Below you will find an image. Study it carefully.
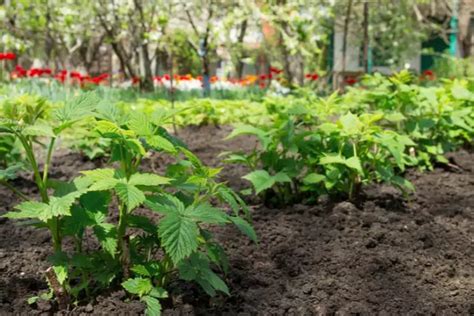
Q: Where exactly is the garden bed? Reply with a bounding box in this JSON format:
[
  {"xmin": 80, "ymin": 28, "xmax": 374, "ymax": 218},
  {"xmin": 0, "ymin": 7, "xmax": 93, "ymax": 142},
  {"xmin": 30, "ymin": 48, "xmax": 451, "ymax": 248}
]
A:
[{"xmin": 1, "ymin": 125, "xmax": 473, "ymax": 315}]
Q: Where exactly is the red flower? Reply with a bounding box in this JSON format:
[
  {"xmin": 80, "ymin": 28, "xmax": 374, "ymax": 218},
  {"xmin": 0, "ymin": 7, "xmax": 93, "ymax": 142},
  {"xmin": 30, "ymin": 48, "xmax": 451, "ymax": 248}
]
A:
[
  {"xmin": 270, "ymin": 67, "xmax": 283, "ymax": 74},
  {"xmin": 0, "ymin": 52, "xmax": 16, "ymax": 60},
  {"xmin": 259, "ymin": 82, "xmax": 266, "ymax": 89},
  {"xmin": 163, "ymin": 74, "xmax": 170, "ymax": 80},
  {"xmin": 345, "ymin": 76, "xmax": 357, "ymax": 85},
  {"xmin": 260, "ymin": 74, "xmax": 267, "ymax": 80},
  {"xmin": 311, "ymin": 74, "xmax": 319, "ymax": 81},
  {"xmin": 12, "ymin": 65, "xmax": 27, "ymax": 77},
  {"xmin": 423, "ymin": 70, "xmax": 433, "ymax": 76},
  {"xmin": 197, "ymin": 75, "xmax": 203, "ymax": 81},
  {"xmin": 70, "ymin": 71, "xmax": 82, "ymax": 79},
  {"xmin": 132, "ymin": 77, "xmax": 140, "ymax": 85},
  {"xmin": 421, "ymin": 69, "xmax": 436, "ymax": 81}
]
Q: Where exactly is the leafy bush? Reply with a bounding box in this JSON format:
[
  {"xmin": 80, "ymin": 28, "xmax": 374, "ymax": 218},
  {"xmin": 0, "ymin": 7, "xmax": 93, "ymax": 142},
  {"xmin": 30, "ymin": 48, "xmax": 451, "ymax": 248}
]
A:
[
  {"xmin": 1, "ymin": 96, "xmax": 256, "ymax": 314},
  {"xmin": 224, "ymin": 71, "xmax": 474, "ymax": 204}
]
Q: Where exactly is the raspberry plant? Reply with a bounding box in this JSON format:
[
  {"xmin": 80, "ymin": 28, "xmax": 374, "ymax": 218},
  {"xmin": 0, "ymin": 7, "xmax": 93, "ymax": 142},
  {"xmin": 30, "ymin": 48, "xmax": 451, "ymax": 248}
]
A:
[{"xmin": 2, "ymin": 100, "xmax": 256, "ymax": 315}]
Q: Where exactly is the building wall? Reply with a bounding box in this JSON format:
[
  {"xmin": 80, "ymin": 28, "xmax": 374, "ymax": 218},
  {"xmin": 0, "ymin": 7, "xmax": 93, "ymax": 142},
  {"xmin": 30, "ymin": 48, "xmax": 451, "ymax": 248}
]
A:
[{"xmin": 333, "ymin": 26, "xmax": 421, "ymax": 74}]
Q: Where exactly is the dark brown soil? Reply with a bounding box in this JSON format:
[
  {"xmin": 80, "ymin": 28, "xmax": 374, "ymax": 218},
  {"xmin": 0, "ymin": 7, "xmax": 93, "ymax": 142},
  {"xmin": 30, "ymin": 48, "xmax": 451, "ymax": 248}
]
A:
[{"xmin": 1, "ymin": 125, "xmax": 473, "ymax": 315}]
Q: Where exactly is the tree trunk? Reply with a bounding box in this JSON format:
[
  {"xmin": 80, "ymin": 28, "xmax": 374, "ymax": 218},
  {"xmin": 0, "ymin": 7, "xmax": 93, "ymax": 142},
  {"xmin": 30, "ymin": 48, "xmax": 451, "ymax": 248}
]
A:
[
  {"xmin": 342, "ymin": 0, "xmax": 353, "ymax": 72},
  {"xmin": 110, "ymin": 42, "xmax": 136, "ymax": 78},
  {"xmin": 362, "ymin": 1, "xmax": 370, "ymax": 73},
  {"xmin": 141, "ymin": 43, "xmax": 154, "ymax": 91},
  {"xmin": 236, "ymin": 20, "xmax": 248, "ymax": 79}
]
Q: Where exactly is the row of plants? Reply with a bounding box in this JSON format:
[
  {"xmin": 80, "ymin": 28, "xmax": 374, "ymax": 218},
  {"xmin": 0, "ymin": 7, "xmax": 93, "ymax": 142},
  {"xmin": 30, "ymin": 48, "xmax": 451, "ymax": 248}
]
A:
[
  {"xmin": 223, "ymin": 71, "xmax": 474, "ymax": 205},
  {"xmin": 0, "ymin": 71, "xmax": 473, "ymax": 313},
  {"xmin": 0, "ymin": 93, "xmax": 256, "ymax": 314}
]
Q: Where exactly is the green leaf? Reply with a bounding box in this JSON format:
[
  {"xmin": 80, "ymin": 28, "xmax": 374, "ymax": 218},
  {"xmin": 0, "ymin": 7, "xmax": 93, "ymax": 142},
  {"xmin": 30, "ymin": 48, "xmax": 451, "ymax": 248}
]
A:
[
  {"xmin": 0, "ymin": 163, "xmax": 23, "ymax": 181},
  {"xmin": 128, "ymin": 112, "xmax": 153, "ymax": 136},
  {"xmin": 81, "ymin": 168, "xmax": 115, "ymax": 181},
  {"xmin": 49, "ymin": 191, "xmax": 82, "ymax": 217},
  {"xmin": 115, "ymin": 183, "xmax": 146, "ymax": 211},
  {"xmin": 229, "ymin": 216, "xmax": 257, "ymax": 243},
  {"xmin": 129, "ymin": 173, "xmax": 171, "ymax": 186},
  {"xmin": 53, "ymin": 264, "xmax": 68, "ymax": 285},
  {"xmin": 226, "ymin": 125, "xmax": 270, "ymax": 149},
  {"xmin": 146, "ymin": 194, "xmax": 186, "ymax": 215},
  {"xmin": 391, "ymin": 176, "xmax": 415, "ymax": 192},
  {"xmin": 23, "ymin": 121, "xmax": 55, "ymax": 137},
  {"xmin": 158, "ymin": 213, "xmax": 199, "ymax": 264},
  {"xmin": 128, "ymin": 215, "xmax": 156, "ymax": 234},
  {"xmin": 149, "ymin": 287, "xmax": 168, "ymax": 299},
  {"xmin": 339, "ymin": 112, "xmax": 362, "ymax": 134},
  {"xmin": 122, "ymin": 277, "xmax": 153, "ymax": 296},
  {"xmin": 142, "ymin": 295, "xmax": 161, "ymax": 316},
  {"xmin": 89, "ymin": 178, "xmax": 119, "ymax": 191},
  {"xmin": 200, "ymin": 268, "xmax": 229, "ymax": 296},
  {"xmin": 178, "ymin": 253, "xmax": 229, "ymax": 296},
  {"xmin": 320, "ymin": 154, "xmax": 363, "ymax": 174},
  {"xmin": 4, "ymin": 201, "xmax": 50, "ymax": 221},
  {"xmin": 54, "ymin": 92, "xmax": 99, "ymax": 122},
  {"xmin": 187, "ymin": 203, "xmax": 229, "ymax": 224},
  {"xmin": 147, "ymin": 135, "xmax": 177, "ymax": 153},
  {"xmin": 242, "ymin": 170, "xmax": 274, "ymax": 195},
  {"xmin": 179, "ymin": 147, "xmax": 203, "ymax": 169},
  {"xmin": 451, "ymin": 82, "xmax": 474, "ymax": 100},
  {"xmin": 93, "ymin": 223, "xmax": 117, "ymax": 255},
  {"xmin": 345, "ymin": 156, "xmax": 363, "ymax": 174},
  {"xmin": 303, "ymin": 173, "xmax": 325, "ymax": 184},
  {"xmin": 273, "ymin": 172, "xmax": 292, "ymax": 183}
]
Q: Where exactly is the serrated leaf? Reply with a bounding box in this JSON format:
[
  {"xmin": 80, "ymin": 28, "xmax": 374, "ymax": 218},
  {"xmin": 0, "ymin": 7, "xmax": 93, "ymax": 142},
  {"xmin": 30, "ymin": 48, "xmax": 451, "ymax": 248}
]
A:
[
  {"xmin": 129, "ymin": 173, "xmax": 171, "ymax": 186},
  {"xmin": 339, "ymin": 112, "xmax": 362, "ymax": 134},
  {"xmin": 179, "ymin": 147, "xmax": 203, "ymax": 169},
  {"xmin": 273, "ymin": 172, "xmax": 292, "ymax": 183},
  {"xmin": 93, "ymin": 223, "xmax": 117, "ymax": 255},
  {"xmin": 187, "ymin": 203, "xmax": 229, "ymax": 224},
  {"xmin": 126, "ymin": 139, "xmax": 146, "ymax": 156},
  {"xmin": 115, "ymin": 183, "xmax": 145, "ymax": 211},
  {"xmin": 320, "ymin": 154, "xmax": 363, "ymax": 173},
  {"xmin": 49, "ymin": 191, "xmax": 82, "ymax": 217},
  {"xmin": 89, "ymin": 178, "xmax": 119, "ymax": 191},
  {"xmin": 81, "ymin": 168, "xmax": 115, "ymax": 181},
  {"xmin": 145, "ymin": 194, "xmax": 186, "ymax": 215},
  {"xmin": 158, "ymin": 213, "xmax": 199, "ymax": 264},
  {"xmin": 200, "ymin": 268, "xmax": 229, "ymax": 296},
  {"xmin": 128, "ymin": 112, "xmax": 153, "ymax": 136},
  {"xmin": 178, "ymin": 253, "xmax": 229, "ymax": 297},
  {"xmin": 303, "ymin": 173, "xmax": 325, "ymax": 184},
  {"xmin": 242, "ymin": 170, "xmax": 274, "ymax": 194},
  {"xmin": 4, "ymin": 201, "xmax": 50, "ymax": 221},
  {"xmin": 142, "ymin": 295, "xmax": 161, "ymax": 316},
  {"xmin": 229, "ymin": 216, "xmax": 257, "ymax": 243},
  {"xmin": 226, "ymin": 125, "xmax": 270, "ymax": 149},
  {"xmin": 451, "ymin": 82, "xmax": 474, "ymax": 100},
  {"xmin": 23, "ymin": 121, "xmax": 55, "ymax": 137},
  {"xmin": 53, "ymin": 264, "xmax": 68, "ymax": 285},
  {"xmin": 345, "ymin": 156, "xmax": 363, "ymax": 174},
  {"xmin": 149, "ymin": 287, "xmax": 168, "ymax": 299},
  {"xmin": 54, "ymin": 92, "xmax": 99, "ymax": 122},
  {"xmin": 122, "ymin": 277, "xmax": 153, "ymax": 296},
  {"xmin": 147, "ymin": 135, "xmax": 176, "ymax": 153}
]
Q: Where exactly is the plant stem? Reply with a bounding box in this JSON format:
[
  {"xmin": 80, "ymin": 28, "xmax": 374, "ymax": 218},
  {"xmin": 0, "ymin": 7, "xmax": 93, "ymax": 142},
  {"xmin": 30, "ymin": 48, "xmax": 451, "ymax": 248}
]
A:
[
  {"xmin": 43, "ymin": 137, "xmax": 57, "ymax": 184},
  {"xmin": 116, "ymin": 203, "xmax": 127, "ymax": 259},
  {"xmin": 0, "ymin": 180, "xmax": 30, "ymax": 201},
  {"xmin": 18, "ymin": 135, "xmax": 49, "ymax": 202},
  {"xmin": 50, "ymin": 218, "xmax": 62, "ymax": 252}
]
